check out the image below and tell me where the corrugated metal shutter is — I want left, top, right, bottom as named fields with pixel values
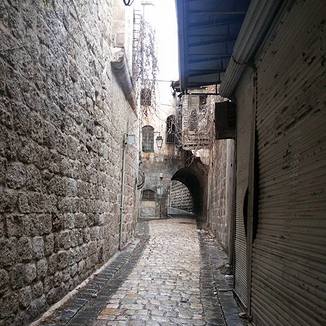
left=234, top=69, right=255, bottom=309
left=234, top=187, right=248, bottom=308
left=252, top=1, right=326, bottom=325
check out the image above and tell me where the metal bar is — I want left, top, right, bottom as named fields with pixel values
left=186, top=92, right=220, bottom=96
left=188, top=30, right=235, bottom=37
left=183, top=0, right=191, bottom=90
left=189, top=10, right=246, bottom=15
left=188, top=55, right=229, bottom=63
left=119, top=128, right=128, bottom=250
left=188, top=19, right=241, bottom=29
left=226, top=140, right=236, bottom=270
left=188, top=52, right=230, bottom=56
left=246, top=68, right=258, bottom=319
left=188, top=69, right=220, bottom=74
left=188, top=38, right=237, bottom=47
left=187, top=53, right=224, bottom=56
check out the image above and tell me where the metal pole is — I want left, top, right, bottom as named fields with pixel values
left=119, top=132, right=128, bottom=250
left=226, top=139, right=236, bottom=271
left=160, top=198, right=162, bottom=218
left=246, top=68, right=258, bottom=319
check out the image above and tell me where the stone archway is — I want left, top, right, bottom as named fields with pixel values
left=169, top=180, right=194, bottom=215
left=171, top=167, right=204, bottom=216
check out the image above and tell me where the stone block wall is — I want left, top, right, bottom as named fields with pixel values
left=207, top=140, right=230, bottom=251
left=140, top=157, right=184, bottom=219
left=170, top=180, right=193, bottom=212
left=0, top=0, right=138, bottom=324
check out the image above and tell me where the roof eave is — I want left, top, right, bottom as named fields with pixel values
left=219, top=0, right=283, bottom=97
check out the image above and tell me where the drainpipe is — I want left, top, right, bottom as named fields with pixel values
left=111, top=49, right=137, bottom=113
left=119, top=132, right=128, bottom=250
left=226, top=139, right=236, bottom=271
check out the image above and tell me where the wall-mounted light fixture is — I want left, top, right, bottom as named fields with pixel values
left=156, top=135, right=163, bottom=149
left=153, top=131, right=163, bottom=150
left=123, top=0, right=134, bottom=6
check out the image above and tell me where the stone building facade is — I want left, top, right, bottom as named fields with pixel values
left=0, top=0, right=139, bottom=324
left=174, top=85, right=234, bottom=252
left=140, top=82, right=184, bottom=219
left=206, top=139, right=235, bottom=254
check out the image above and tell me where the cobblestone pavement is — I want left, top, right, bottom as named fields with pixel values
left=38, top=218, right=245, bottom=326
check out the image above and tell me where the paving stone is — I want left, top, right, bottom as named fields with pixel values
left=38, top=219, right=246, bottom=326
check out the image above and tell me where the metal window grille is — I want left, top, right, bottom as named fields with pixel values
left=189, top=109, right=198, bottom=131
left=199, top=94, right=207, bottom=108
left=166, top=115, right=176, bottom=144
left=140, top=88, right=152, bottom=106
left=142, top=125, right=154, bottom=152
left=142, top=189, right=155, bottom=201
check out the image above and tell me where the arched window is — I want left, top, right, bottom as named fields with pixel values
left=142, top=189, right=155, bottom=201
left=166, top=115, right=176, bottom=144
left=142, top=125, right=154, bottom=152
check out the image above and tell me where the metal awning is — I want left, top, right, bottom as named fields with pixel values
left=176, top=0, right=250, bottom=91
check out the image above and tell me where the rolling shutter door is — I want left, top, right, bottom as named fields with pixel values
left=234, top=70, right=254, bottom=308
left=234, top=188, right=248, bottom=308
left=252, top=1, right=326, bottom=325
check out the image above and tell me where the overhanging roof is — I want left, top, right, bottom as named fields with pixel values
left=176, top=0, right=250, bottom=91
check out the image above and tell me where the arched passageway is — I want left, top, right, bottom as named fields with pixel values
left=169, top=180, right=194, bottom=213
left=171, top=168, right=203, bottom=215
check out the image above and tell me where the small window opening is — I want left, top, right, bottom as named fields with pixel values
left=189, top=109, right=198, bottom=131
left=142, top=125, right=154, bottom=152
left=141, top=88, right=152, bottom=106
left=142, top=189, right=155, bottom=201
left=166, top=115, right=176, bottom=144
left=199, top=94, right=207, bottom=106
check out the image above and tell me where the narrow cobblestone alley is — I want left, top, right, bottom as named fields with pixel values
left=1, top=1, right=325, bottom=325
left=35, top=219, right=244, bottom=326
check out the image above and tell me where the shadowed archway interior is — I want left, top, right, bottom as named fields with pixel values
left=171, top=168, right=203, bottom=215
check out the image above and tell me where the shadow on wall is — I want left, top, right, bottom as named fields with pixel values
left=171, top=168, right=203, bottom=216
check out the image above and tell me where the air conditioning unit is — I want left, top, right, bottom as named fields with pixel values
left=215, top=101, right=236, bottom=139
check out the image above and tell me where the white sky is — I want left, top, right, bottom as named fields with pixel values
left=135, top=0, right=179, bottom=107
left=153, top=0, right=179, bottom=81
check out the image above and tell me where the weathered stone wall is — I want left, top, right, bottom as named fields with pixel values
left=140, top=84, right=185, bottom=219
left=193, top=87, right=235, bottom=254
left=170, top=180, right=193, bottom=212
left=0, top=0, right=138, bottom=324
left=207, top=140, right=227, bottom=249
left=207, top=139, right=235, bottom=253
left=141, top=158, right=184, bottom=219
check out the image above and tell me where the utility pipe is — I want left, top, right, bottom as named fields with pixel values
left=226, top=139, right=236, bottom=271
left=111, top=49, right=137, bottom=113
left=119, top=131, right=128, bottom=250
